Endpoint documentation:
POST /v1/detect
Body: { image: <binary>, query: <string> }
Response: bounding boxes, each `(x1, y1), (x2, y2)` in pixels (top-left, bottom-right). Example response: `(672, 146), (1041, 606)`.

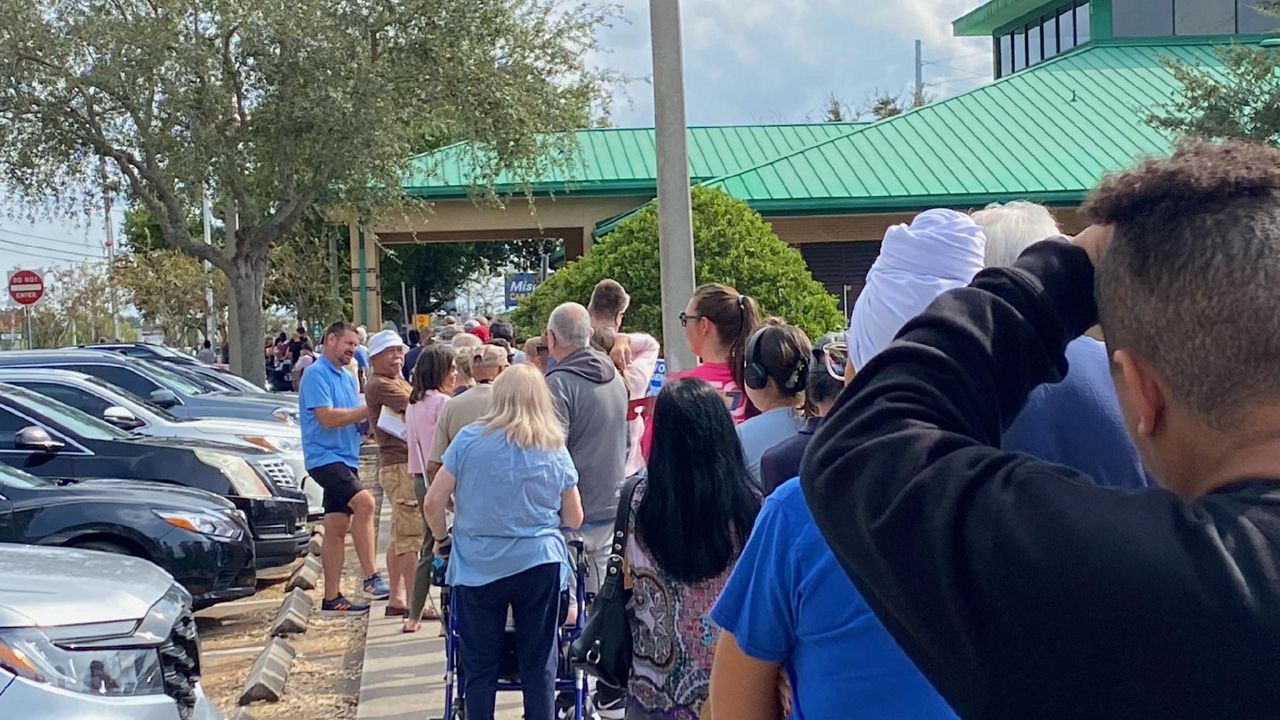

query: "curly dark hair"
(1085, 140), (1280, 428)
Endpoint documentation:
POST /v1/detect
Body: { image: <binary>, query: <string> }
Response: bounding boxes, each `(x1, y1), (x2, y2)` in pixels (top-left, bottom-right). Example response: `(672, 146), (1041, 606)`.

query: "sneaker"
(593, 684), (625, 720)
(363, 573), (390, 600)
(320, 595), (370, 616)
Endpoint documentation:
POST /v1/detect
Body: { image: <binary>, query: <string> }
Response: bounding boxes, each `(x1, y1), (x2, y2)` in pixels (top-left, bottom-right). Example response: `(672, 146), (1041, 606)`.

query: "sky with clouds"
(0, 0), (992, 278)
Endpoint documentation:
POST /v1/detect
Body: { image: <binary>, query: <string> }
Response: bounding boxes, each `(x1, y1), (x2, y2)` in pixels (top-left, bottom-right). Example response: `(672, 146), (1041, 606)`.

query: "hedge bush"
(511, 186), (845, 346)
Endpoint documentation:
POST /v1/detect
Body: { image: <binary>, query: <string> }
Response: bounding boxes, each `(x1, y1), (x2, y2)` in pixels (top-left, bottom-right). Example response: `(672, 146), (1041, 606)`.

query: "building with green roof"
(348, 0), (1272, 328)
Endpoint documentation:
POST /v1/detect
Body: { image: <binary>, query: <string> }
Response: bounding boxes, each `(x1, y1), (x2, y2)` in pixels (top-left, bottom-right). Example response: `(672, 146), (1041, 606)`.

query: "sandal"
(402, 619), (420, 634)
(384, 606), (409, 618)
(421, 604), (441, 621)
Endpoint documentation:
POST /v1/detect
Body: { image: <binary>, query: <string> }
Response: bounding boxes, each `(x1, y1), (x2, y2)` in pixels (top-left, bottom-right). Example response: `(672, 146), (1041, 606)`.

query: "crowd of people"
(296, 140), (1280, 719)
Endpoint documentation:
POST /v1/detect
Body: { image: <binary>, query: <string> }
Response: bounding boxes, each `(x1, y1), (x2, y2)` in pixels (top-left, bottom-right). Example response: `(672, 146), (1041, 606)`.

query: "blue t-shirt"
(298, 355), (362, 471)
(1002, 337), (1149, 489)
(354, 345), (370, 370)
(443, 423), (579, 589)
(736, 407), (805, 487)
(711, 479), (957, 720)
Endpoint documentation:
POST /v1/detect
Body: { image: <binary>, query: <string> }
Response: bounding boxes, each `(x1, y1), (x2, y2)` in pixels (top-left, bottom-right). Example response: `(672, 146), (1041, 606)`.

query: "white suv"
(0, 545), (222, 719)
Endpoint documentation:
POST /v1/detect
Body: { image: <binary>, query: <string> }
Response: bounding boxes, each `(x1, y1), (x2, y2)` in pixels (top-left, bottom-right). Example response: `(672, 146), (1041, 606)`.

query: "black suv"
(0, 463), (256, 608)
(0, 383), (308, 568)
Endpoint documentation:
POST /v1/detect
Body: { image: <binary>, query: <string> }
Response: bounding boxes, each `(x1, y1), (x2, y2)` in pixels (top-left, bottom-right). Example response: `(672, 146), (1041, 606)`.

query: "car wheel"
(71, 539), (137, 557)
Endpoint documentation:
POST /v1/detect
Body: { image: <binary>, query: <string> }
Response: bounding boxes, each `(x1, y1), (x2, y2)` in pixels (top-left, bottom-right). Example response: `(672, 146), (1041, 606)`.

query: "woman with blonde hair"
(424, 363), (584, 720)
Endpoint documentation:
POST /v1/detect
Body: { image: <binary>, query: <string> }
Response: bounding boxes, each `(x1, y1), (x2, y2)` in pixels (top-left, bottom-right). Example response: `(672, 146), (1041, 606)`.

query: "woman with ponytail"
(675, 283), (763, 423)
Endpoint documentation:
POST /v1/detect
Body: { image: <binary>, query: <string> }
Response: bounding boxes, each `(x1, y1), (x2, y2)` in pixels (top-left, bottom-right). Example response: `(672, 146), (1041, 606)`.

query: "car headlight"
(239, 434), (303, 453)
(154, 509), (245, 540)
(0, 628), (165, 696)
(194, 450), (271, 498)
(271, 407), (298, 424)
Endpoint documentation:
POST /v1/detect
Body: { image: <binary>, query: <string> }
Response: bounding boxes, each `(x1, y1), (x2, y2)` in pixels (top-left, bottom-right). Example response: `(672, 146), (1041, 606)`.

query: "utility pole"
(202, 190), (217, 346)
(914, 39), (925, 106)
(328, 231), (340, 300)
(99, 157), (120, 341)
(224, 199), (241, 375)
(650, 0), (697, 372)
(400, 281), (409, 333)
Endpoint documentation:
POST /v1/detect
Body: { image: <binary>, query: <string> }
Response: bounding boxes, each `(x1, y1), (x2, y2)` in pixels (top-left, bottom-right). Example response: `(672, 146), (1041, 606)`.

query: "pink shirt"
(640, 361), (750, 461)
(405, 390), (449, 475)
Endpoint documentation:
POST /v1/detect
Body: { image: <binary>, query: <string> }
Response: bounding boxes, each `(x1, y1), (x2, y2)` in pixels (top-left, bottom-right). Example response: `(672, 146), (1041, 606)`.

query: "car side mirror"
(15, 426), (65, 454)
(149, 389), (180, 409)
(103, 406), (144, 431)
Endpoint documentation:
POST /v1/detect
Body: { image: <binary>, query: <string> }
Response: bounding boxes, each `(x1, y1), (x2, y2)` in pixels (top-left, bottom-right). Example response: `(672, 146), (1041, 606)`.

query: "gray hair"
(971, 201), (1061, 268)
(548, 302), (592, 350)
(451, 333), (482, 351)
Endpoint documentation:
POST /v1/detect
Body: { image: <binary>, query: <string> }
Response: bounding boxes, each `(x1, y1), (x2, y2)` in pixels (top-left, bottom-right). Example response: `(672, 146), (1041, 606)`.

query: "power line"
(0, 236), (106, 263)
(0, 226), (106, 251)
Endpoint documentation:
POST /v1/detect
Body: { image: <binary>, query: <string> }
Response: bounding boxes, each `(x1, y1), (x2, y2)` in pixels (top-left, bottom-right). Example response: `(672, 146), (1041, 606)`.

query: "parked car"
(0, 463), (255, 608)
(0, 350), (299, 425)
(0, 544), (221, 719)
(73, 341), (202, 366)
(0, 383), (308, 568)
(0, 369), (323, 519)
(158, 360), (296, 401)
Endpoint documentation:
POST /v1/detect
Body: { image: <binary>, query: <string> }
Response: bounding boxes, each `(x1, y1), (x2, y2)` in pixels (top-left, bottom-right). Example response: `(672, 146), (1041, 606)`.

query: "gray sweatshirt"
(545, 347), (630, 524)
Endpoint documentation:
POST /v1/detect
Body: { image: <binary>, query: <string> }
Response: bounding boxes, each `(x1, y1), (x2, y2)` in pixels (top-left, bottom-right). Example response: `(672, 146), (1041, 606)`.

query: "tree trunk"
(226, 255), (268, 387)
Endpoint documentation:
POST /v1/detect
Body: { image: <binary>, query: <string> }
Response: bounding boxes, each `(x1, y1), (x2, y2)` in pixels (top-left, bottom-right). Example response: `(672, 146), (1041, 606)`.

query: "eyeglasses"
(678, 312), (703, 327)
(821, 341), (850, 382)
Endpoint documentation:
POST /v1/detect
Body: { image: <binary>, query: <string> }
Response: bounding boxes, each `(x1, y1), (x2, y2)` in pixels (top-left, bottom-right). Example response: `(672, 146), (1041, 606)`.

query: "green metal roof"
(953, 0), (1059, 36)
(698, 39), (1238, 216)
(400, 124), (865, 198)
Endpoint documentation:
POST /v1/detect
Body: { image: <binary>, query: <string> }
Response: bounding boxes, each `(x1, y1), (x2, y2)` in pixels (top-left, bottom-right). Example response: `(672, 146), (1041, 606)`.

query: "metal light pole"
(202, 191), (217, 345)
(650, 0), (697, 372)
(99, 157), (120, 341)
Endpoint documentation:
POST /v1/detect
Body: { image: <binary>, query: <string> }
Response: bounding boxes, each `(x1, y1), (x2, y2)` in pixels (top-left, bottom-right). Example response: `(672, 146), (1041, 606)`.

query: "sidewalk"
(355, 500), (526, 719)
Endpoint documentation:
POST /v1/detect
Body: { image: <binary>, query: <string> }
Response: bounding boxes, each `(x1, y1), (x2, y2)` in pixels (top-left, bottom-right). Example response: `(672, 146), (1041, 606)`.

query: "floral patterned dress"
(624, 479), (737, 719)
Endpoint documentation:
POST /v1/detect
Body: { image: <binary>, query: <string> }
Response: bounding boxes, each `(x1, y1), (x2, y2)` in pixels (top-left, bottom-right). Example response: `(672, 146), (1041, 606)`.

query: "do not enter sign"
(8, 270), (44, 306)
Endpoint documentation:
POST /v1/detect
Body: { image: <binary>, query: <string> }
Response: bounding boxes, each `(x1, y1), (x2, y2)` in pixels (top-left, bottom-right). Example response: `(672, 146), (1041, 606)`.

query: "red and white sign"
(7, 270), (44, 306)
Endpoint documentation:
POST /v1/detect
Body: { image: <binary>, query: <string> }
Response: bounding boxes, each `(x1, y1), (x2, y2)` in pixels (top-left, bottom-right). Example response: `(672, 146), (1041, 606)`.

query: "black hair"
(276, 332), (287, 344)
(490, 318), (515, 342)
(636, 378), (760, 583)
(203, 340), (212, 349)
(408, 329), (421, 346)
(410, 344), (456, 403)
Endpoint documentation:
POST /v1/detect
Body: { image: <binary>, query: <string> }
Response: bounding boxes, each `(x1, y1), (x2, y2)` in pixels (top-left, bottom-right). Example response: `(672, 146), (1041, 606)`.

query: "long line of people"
(343, 140), (1280, 720)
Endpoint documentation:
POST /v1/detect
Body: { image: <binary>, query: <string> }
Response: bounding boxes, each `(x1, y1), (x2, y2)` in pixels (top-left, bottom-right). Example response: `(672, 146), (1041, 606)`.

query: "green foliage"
(511, 187), (845, 346)
(380, 239), (554, 319)
(0, 0), (616, 380)
(1148, 46), (1280, 146)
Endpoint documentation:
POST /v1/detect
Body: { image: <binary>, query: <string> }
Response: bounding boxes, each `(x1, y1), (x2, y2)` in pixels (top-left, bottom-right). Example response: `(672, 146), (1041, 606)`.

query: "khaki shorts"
(379, 463), (425, 556)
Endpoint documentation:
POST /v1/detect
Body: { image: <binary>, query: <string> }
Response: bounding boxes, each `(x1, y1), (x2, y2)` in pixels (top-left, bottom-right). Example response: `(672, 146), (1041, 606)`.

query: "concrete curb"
(237, 637), (297, 705)
(286, 554), (321, 592)
(306, 533), (323, 556)
(270, 588), (314, 637)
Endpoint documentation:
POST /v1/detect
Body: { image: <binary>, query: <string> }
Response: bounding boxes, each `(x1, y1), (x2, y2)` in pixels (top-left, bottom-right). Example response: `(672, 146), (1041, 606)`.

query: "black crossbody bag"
(570, 475), (643, 688)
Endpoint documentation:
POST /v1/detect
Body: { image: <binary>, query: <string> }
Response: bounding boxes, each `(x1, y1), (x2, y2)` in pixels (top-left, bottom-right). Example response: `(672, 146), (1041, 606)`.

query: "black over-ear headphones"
(744, 326), (809, 393)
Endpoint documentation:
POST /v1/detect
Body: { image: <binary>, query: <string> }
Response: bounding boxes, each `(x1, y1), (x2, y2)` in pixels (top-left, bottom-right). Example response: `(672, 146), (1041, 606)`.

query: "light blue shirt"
(737, 407), (805, 486)
(298, 355), (361, 471)
(712, 479), (957, 720)
(442, 423), (579, 589)
(354, 345), (370, 370)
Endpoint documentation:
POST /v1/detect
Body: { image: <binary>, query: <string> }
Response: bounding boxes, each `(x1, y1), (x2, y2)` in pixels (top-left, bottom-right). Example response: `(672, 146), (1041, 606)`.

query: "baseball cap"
(368, 329), (407, 358)
(472, 344), (510, 368)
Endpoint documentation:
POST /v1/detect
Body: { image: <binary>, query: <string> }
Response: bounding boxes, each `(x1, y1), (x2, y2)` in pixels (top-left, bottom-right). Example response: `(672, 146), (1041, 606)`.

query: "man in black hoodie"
(803, 141), (1280, 718)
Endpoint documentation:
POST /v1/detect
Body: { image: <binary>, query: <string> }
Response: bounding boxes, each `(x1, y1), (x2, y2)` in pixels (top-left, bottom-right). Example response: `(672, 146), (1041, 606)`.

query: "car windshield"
(135, 360), (210, 396)
(0, 462), (55, 489)
(208, 371), (262, 393)
(79, 375), (181, 421)
(4, 386), (131, 441)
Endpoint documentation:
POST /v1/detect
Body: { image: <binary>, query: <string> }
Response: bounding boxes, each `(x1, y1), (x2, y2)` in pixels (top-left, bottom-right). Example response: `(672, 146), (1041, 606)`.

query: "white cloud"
(593, 0), (993, 127)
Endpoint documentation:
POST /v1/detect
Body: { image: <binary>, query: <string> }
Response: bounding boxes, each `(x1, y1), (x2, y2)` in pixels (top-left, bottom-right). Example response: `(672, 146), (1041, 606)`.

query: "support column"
(348, 222), (382, 329)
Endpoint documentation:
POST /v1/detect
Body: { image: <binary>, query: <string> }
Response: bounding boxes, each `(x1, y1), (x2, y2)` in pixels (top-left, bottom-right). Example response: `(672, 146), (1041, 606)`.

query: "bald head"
(546, 302), (592, 362)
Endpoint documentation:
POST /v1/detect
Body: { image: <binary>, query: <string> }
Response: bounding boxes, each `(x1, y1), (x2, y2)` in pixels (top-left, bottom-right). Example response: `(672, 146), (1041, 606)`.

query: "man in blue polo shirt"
(300, 320), (389, 615)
